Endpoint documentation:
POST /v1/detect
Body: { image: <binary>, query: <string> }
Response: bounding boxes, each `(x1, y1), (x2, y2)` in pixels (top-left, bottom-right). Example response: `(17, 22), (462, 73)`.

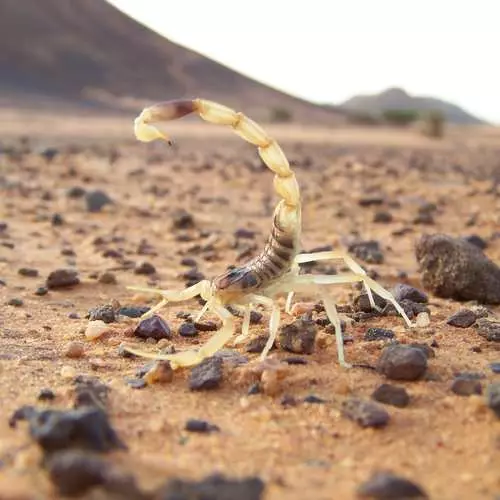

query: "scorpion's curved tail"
(134, 99), (301, 241)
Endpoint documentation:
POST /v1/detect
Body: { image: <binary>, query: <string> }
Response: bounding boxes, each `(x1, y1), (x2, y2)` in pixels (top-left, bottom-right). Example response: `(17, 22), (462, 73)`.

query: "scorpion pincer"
(123, 98), (414, 369)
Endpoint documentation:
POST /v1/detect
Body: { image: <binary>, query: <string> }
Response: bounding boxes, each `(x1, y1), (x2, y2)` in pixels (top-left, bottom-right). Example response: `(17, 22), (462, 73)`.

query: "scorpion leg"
(295, 251), (384, 311)
(127, 281), (212, 320)
(233, 305), (252, 345)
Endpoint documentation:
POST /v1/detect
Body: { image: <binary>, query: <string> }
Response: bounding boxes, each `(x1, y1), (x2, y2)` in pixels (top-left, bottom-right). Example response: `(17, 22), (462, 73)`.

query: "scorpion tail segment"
(134, 99), (196, 144)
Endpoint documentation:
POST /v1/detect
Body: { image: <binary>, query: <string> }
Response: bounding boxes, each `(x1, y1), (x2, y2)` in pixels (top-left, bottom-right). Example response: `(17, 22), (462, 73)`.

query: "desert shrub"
(270, 107), (292, 123)
(382, 109), (419, 127)
(420, 110), (445, 138)
(348, 112), (381, 126)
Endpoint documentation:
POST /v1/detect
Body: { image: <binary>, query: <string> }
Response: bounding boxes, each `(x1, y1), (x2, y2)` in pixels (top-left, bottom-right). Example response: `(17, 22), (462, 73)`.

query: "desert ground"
(0, 111), (499, 500)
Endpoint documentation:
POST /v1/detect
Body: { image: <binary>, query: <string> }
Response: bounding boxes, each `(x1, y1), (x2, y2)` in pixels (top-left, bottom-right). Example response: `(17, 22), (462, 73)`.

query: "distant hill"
(0, 0), (344, 124)
(339, 87), (485, 125)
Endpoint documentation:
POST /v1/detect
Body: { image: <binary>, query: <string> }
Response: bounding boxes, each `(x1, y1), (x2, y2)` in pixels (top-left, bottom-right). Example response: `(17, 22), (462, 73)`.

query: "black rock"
(8, 297), (23, 307)
(46, 269), (80, 289)
(377, 345), (428, 381)
(234, 228), (256, 239)
(348, 240), (384, 264)
(283, 356), (308, 365)
(51, 213), (64, 226)
(189, 356), (223, 391)
(246, 334), (274, 354)
(172, 208), (195, 229)
(341, 398), (390, 428)
(194, 320), (218, 332)
(463, 234), (488, 250)
(364, 328), (395, 341)
(18, 267), (39, 277)
(450, 375), (482, 396)
(373, 211), (393, 223)
(179, 322), (198, 338)
(357, 471), (428, 499)
(303, 395), (326, 404)
(46, 450), (142, 498)
(134, 315), (172, 340)
(180, 257), (198, 267)
(392, 284), (428, 304)
(415, 234), (500, 304)
(134, 261), (156, 275)
(66, 186), (86, 199)
(10, 406), (125, 453)
(279, 317), (317, 354)
(185, 419), (220, 433)
(354, 292), (386, 313)
(213, 349), (248, 366)
(38, 388), (56, 402)
(358, 196), (385, 207)
(476, 318), (500, 342)
(371, 383), (410, 408)
(486, 383), (500, 418)
(446, 309), (477, 328)
(35, 286), (49, 296)
(85, 190), (113, 212)
(88, 304), (116, 324)
(156, 474), (265, 500)
(119, 306), (150, 318)
(181, 268), (205, 282)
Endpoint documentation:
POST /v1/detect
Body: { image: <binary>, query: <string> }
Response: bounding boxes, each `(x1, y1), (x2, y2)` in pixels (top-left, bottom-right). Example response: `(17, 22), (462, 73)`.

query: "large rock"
(415, 234), (500, 304)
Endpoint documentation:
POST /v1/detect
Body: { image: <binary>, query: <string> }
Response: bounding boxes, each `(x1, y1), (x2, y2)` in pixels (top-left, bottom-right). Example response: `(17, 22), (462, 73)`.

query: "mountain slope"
(339, 88), (485, 125)
(0, 0), (343, 123)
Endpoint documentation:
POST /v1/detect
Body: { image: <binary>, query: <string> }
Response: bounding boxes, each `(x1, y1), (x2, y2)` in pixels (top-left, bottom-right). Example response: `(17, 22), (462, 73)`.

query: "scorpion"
(123, 98), (414, 369)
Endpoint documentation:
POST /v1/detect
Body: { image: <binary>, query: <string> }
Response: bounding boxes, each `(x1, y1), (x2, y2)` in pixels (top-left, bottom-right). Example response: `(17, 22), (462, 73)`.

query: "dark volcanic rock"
(371, 383), (410, 408)
(178, 322), (198, 338)
(119, 306), (150, 318)
(189, 357), (223, 391)
(278, 317), (317, 354)
(357, 471), (428, 499)
(46, 269), (80, 289)
(134, 261), (156, 275)
(377, 345), (427, 381)
(364, 328), (395, 341)
(134, 315), (172, 340)
(88, 304), (116, 324)
(85, 190), (113, 212)
(450, 375), (482, 396)
(392, 284), (428, 304)
(415, 234), (500, 304)
(341, 398), (390, 428)
(348, 240), (384, 264)
(46, 450), (141, 498)
(185, 419), (220, 433)
(10, 406), (125, 453)
(446, 309), (477, 328)
(476, 318), (500, 342)
(172, 208), (195, 229)
(156, 474), (265, 500)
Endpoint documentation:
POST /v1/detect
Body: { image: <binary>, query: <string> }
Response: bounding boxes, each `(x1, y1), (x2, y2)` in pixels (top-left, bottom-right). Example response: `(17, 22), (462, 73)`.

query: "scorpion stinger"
(122, 99), (415, 369)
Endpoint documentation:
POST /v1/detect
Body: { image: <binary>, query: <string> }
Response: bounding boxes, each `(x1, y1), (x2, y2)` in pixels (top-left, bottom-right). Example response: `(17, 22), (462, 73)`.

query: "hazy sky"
(108, 0), (500, 123)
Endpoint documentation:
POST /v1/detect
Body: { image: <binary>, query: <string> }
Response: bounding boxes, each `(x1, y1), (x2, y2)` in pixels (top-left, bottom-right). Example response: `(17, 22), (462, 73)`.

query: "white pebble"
(85, 320), (109, 340)
(416, 312), (431, 328)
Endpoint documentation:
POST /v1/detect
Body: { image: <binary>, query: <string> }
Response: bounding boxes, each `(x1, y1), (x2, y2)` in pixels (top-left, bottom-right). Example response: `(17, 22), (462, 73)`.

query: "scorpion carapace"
(123, 98), (414, 369)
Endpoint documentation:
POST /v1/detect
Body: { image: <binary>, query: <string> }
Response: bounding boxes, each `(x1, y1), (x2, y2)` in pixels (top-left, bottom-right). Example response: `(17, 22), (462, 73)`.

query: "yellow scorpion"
(123, 99), (414, 369)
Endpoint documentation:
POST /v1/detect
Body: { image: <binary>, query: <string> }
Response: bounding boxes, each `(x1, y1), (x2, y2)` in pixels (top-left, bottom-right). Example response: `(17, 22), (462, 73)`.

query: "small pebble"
(98, 272), (117, 285)
(189, 357), (223, 391)
(357, 471), (428, 499)
(283, 356), (308, 365)
(34, 286), (48, 296)
(364, 327), (395, 341)
(38, 388), (56, 401)
(446, 309), (477, 328)
(279, 317), (317, 354)
(119, 306), (150, 318)
(126, 378), (147, 390)
(51, 213), (64, 226)
(60, 365), (77, 379)
(246, 335), (273, 354)
(134, 261), (156, 275)
(143, 361), (174, 384)
(65, 341), (85, 359)
(85, 190), (113, 212)
(18, 267), (39, 277)
(450, 375), (482, 396)
(348, 240), (384, 264)
(185, 419), (220, 433)
(490, 362), (500, 374)
(88, 304), (116, 324)
(342, 398), (390, 428)
(85, 320), (109, 341)
(476, 318), (500, 342)
(392, 283), (428, 304)
(46, 269), (80, 289)
(415, 312), (430, 328)
(8, 298), (23, 307)
(303, 394), (326, 404)
(134, 315), (172, 340)
(371, 383), (410, 408)
(179, 322), (198, 337)
(194, 320), (218, 332)
(377, 345), (428, 381)
(172, 208), (195, 229)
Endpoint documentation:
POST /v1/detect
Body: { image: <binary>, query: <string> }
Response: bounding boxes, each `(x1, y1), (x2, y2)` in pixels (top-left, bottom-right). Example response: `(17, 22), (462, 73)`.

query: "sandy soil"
(0, 116), (499, 499)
